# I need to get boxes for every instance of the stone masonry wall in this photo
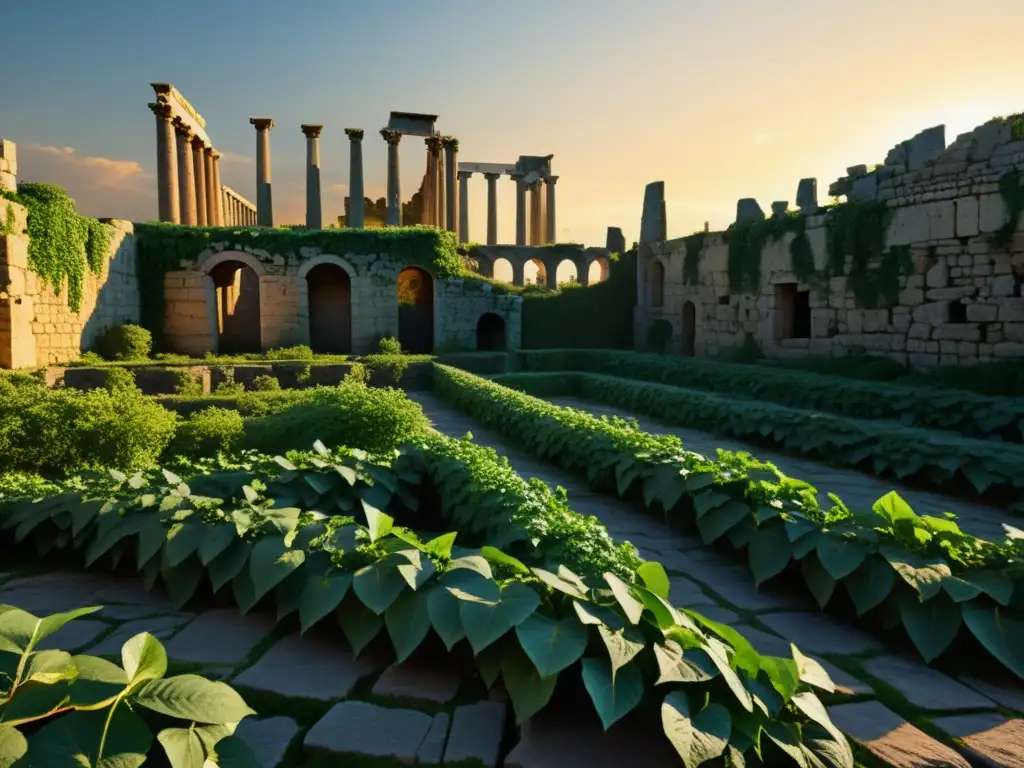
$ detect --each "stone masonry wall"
[635,117,1024,368]
[434,279,523,352]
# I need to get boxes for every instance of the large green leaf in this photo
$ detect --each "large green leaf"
[652,641,718,685]
[66,655,129,709]
[164,522,209,568]
[962,602,1024,679]
[842,557,895,616]
[661,691,732,768]
[459,582,540,655]
[815,534,869,580]
[207,734,263,767]
[385,589,432,663]
[248,536,306,603]
[352,557,407,615]
[604,572,643,625]
[198,524,237,566]
[0,724,27,768]
[800,556,837,609]
[899,592,961,663]
[337,596,384,657]
[426,583,466,651]
[515,614,588,677]
[747,523,791,587]
[637,561,671,599]
[500,642,559,725]
[121,632,168,687]
[208,540,253,593]
[394,549,437,591]
[580,658,644,730]
[299,571,353,633]
[597,625,646,680]
[361,501,393,542]
[134,675,255,725]
[22,649,76,686]
[25,705,152,767]
[878,545,951,601]
[157,726,205,768]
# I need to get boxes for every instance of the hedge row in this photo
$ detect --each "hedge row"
[517,349,1024,442]
[432,364,1024,680]
[0,441,853,766]
[495,370,1024,503]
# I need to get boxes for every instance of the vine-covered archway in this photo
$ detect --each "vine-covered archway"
[397,267,434,354]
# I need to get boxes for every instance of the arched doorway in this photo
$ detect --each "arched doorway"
[526,258,547,287]
[492,257,514,284]
[476,313,506,351]
[208,260,261,354]
[398,267,434,354]
[555,259,578,286]
[307,263,352,354]
[681,301,696,357]
[647,319,672,355]
[649,260,665,307]
[589,256,610,284]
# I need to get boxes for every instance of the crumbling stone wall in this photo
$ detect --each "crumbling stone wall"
[634,116,1024,368]
[434,279,522,352]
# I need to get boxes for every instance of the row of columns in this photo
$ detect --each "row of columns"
[150,101,225,225]
[222,187,257,226]
[378,131,459,231]
[457,172,558,246]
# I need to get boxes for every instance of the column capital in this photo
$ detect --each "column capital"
[484,172,501,181]
[148,101,174,122]
[510,172,525,182]
[544,175,559,185]
[172,117,194,140]
[344,128,365,142]
[457,170,473,181]
[190,134,207,151]
[301,124,324,139]
[425,136,443,155]
[441,135,459,152]
[250,117,275,131]
[380,129,402,146]
[210,150,221,160]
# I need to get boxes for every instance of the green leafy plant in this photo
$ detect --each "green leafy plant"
[172,368,204,396]
[167,407,246,460]
[263,345,314,361]
[378,336,402,356]
[0,606,259,766]
[681,232,706,286]
[94,324,153,362]
[103,367,136,394]
[823,201,912,309]
[250,374,280,391]
[0,203,15,236]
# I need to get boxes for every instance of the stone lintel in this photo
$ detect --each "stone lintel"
[459,162,516,176]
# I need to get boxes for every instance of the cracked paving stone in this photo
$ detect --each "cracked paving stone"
[933,712,1024,768]
[87,577,174,610]
[372,661,462,704]
[861,655,994,711]
[691,565,807,612]
[757,611,884,656]
[667,576,718,608]
[164,609,276,665]
[960,676,1024,713]
[829,701,970,768]
[86,615,192,657]
[234,716,300,768]
[690,605,742,625]
[304,700,434,761]
[444,701,507,767]
[416,713,450,765]
[233,633,385,701]
[37,620,110,652]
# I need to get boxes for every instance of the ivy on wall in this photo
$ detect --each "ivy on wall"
[723,211,805,295]
[0,203,15,236]
[995,169,1024,249]
[0,183,111,312]
[681,232,705,286]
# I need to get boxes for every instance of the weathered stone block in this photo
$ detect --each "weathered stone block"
[444,701,507,766]
[966,303,998,322]
[796,178,818,211]
[830,701,970,768]
[979,192,1008,233]
[925,261,948,288]
[736,198,764,223]
[911,302,949,325]
[304,701,434,761]
[998,298,1024,322]
[932,323,980,342]
[639,181,666,244]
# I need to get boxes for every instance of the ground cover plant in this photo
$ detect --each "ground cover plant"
[0,607,259,765]
[518,349,1024,443]
[494,370,1024,505]
[0,438,855,767]
[432,364,1024,681]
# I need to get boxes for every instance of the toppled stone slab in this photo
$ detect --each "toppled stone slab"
[758,612,884,656]
[960,676,1024,713]
[304,700,434,761]
[37,620,110,652]
[667,576,718,608]
[416,713,450,765]
[693,566,803,612]
[234,633,384,701]
[829,701,970,768]
[234,716,300,768]
[88,577,174,610]
[736,198,764,223]
[692,605,741,625]
[164,609,276,666]
[933,712,1024,768]
[372,661,462,704]
[861,655,994,711]
[87,615,192,657]
[444,701,507,766]
[1,572,105,615]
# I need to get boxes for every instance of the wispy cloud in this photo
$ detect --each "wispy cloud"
[216,150,252,165]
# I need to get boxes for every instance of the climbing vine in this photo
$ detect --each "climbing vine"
[994,169,1024,249]
[0,202,15,236]
[787,214,816,285]
[724,211,803,294]
[681,231,705,286]
[0,183,111,312]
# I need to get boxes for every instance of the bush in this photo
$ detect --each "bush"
[264,344,314,361]
[172,367,203,395]
[0,378,178,473]
[251,374,281,391]
[103,367,136,393]
[166,406,246,459]
[378,335,402,355]
[94,323,152,361]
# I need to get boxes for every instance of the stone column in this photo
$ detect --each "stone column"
[422,141,436,226]
[345,129,365,228]
[250,118,275,227]
[149,101,179,223]
[442,137,458,233]
[211,151,223,225]
[511,261,525,286]
[484,173,500,245]
[457,171,471,244]
[174,119,197,226]
[436,152,445,229]
[512,173,526,246]
[544,175,558,244]
[529,181,542,245]
[191,136,208,226]
[300,124,323,229]
[425,136,442,227]
[381,130,402,226]
[204,149,217,226]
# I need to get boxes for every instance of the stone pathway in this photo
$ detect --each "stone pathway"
[409,392,1024,768]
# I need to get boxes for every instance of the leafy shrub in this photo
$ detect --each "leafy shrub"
[250,374,281,391]
[172,367,203,395]
[103,366,136,393]
[78,350,104,366]
[264,344,314,361]
[94,323,152,361]
[378,335,402,355]
[167,407,246,459]
[344,362,369,384]
[0,378,178,474]
[214,368,246,396]
[0,605,258,765]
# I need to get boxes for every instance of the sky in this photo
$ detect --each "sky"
[3,0,1024,258]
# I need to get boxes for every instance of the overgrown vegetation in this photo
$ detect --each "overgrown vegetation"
[681,232,706,286]
[994,168,1024,249]
[823,201,913,308]
[0,183,111,312]
[724,211,805,295]
[94,323,153,361]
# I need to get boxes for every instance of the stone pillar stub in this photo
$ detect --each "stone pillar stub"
[191,136,208,226]
[544,176,558,244]
[639,181,665,244]
[796,178,818,212]
[149,101,180,223]
[736,198,764,223]
[908,125,946,171]
[458,171,471,244]
[174,120,198,226]
[301,124,324,229]
[345,129,365,228]
[513,173,527,246]
[606,226,626,254]
[381,130,403,226]
[250,118,275,227]
[484,173,499,246]
[770,201,788,217]
[0,139,17,192]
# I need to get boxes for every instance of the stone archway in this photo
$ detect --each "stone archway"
[681,300,696,357]
[306,263,352,354]
[398,266,434,354]
[207,259,262,354]
[476,313,507,351]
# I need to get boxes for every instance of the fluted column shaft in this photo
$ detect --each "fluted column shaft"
[485,173,499,245]
[250,118,274,227]
[513,174,526,246]
[204,150,217,226]
[381,130,402,226]
[211,152,223,225]
[443,138,458,233]
[345,129,365,228]
[174,121,197,225]
[529,182,542,245]
[458,171,471,244]
[301,125,323,229]
[545,175,558,244]
[150,102,179,223]
[191,136,208,226]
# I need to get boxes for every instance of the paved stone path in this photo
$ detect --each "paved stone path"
[409,392,1024,768]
